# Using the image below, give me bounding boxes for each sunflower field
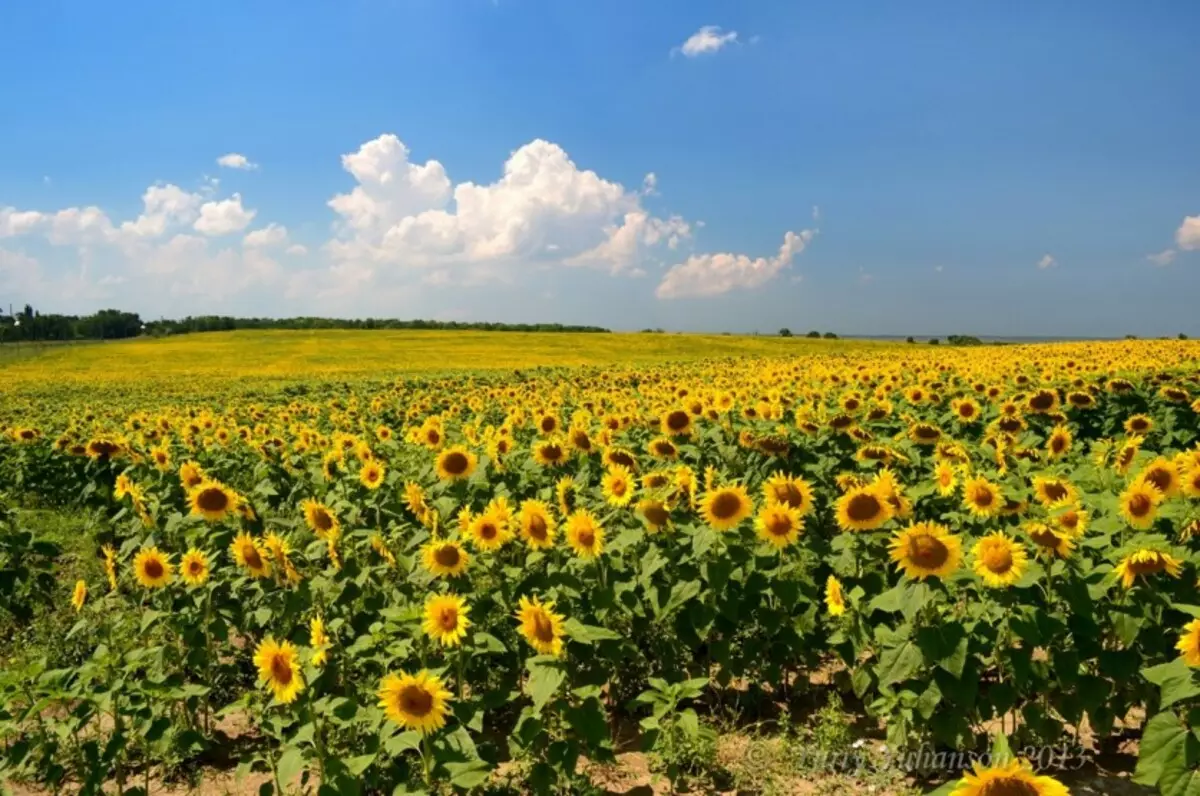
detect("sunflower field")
[3,336,1200,795]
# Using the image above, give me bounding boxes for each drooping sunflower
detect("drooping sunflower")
[971,533,1028,588]
[646,436,679,460]
[888,522,962,580]
[1118,478,1163,530]
[565,509,605,559]
[423,594,471,648]
[1139,457,1181,498]
[555,475,577,518]
[603,446,638,472]
[179,460,205,490]
[638,499,672,533]
[230,532,272,578]
[762,472,814,517]
[754,503,804,549]
[601,464,636,508]
[310,616,330,666]
[1032,476,1077,508]
[1026,522,1075,559]
[1114,548,1183,589]
[1184,466,1200,499]
[1176,619,1200,667]
[1045,424,1073,459]
[302,499,340,540]
[359,460,386,490]
[533,438,569,468]
[700,485,754,532]
[133,547,173,589]
[948,758,1069,796]
[515,595,566,657]
[378,670,452,735]
[1026,388,1060,414]
[825,576,846,617]
[435,445,477,482]
[835,484,893,532]
[511,499,555,549]
[468,509,512,552]
[72,579,87,612]
[1114,436,1143,475]
[422,539,470,578]
[180,548,210,585]
[253,637,304,704]
[1124,413,1154,435]
[962,476,1003,518]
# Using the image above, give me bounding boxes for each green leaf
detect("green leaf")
[868,583,906,615]
[275,746,305,786]
[472,632,507,654]
[915,623,968,678]
[447,760,492,790]
[677,708,700,740]
[525,657,566,712]
[385,730,422,756]
[563,619,621,644]
[875,641,923,686]
[1143,659,1200,709]
[1134,711,1194,789]
[916,681,942,720]
[345,753,376,776]
[659,580,701,620]
[990,731,1013,765]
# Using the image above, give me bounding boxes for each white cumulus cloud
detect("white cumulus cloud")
[655,229,815,299]
[243,223,289,248]
[216,153,258,170]
[1177,215,1200,251]
[1146,249,1176,267]
[675,25,739,57]
[1037,254,1057,270]
[194,194,256,236]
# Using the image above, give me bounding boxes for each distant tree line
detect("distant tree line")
[0,305,610,343]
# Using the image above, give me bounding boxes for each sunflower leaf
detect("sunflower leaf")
[563,619,621,644]
[875,641,923,687]
[1134,711,1194,789]
[1143,659,1200,709]
[525,657,566,713]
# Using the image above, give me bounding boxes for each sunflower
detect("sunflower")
[1026,522,1074,559]
[951,397,981,424]
[1053,505,1088,537]
[322,451,343,481]
[133,547,173,589]
[1124,413,1154,435]
[469,509,511,552]
[102,544,118,591]
[1032,476,1077,507]
[1176,619,1200,666]
[253,637,305,704]
[1026,388,1060,414]
[1139,457,1180,497]
[1046,425,1072,459]
[180,549,210,585]
[435,446,477,482]
[302,499,340,540]
[565,509,605,559]
[835,485,893,532]
[948,758,1068,796]
[908,422,943,445]
[754,503,804,549]
[762,472,814,517]
[533,438,568,468]
[514,499,555,549]
[150,446,172,472]
[422,539,470,578]
[189,480,238,522]
[660,408,693,437]
[359,460,386,489]
[515,595,566,657]
[1118,478,1163,530]
[962,476,1003,518]
[971,533,1028,588]
[179,460,205,489]
[825,576,846,617]
[638,499,672,533]
[555,475,577,518]
[603,447,638,472]
[1114,548,1183,589]
[310,616,330,666]
[888,522,962,580]
[1114,436,1143,475]
[423,594,471,648]
[646,436,679,460]
[1184,466,1200,499]
[601,464,635,508]
[700,485,754,532]
[230,532,272,578]
[934,461,958,496]
[72,580,87,612]
[378,670,452,735]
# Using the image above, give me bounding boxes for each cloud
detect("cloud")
[216,153,258,171]
[1146,249,1176,267]
[120,184,202,239]
[243,223,289,248]
[194,194,256,236]
[655,228,815,299]
[285,244,308,256]
[1177,215,1200,250]
[1037,254,1057,270]
[675,25,739,57]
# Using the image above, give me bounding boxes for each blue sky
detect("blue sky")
[1,1,1198,336]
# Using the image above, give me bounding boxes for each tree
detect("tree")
[1180,333,1189,340]
[929,338,940,345]
[823,332,838,340]
[806,330,821,338]
[779,328,792,337]
[906,336,915,344]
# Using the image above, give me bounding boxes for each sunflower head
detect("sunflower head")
[754,503,804,549]
[971,533,1028,588]
[515,595,566,657]
[517,500,557,549]
[825,576,846,617]
[422,539,470,578]
[189,480,239,522]
[701,485,754,532]
[435,446,477,482]
[378,670,452,735]
[253,637,304,704]
[889,522,962,580]
[601,464,635,508]
[180,548,211,585]
[835,484,893,532]
[133,547,173,589]
[949,758,1069,796]
[422,594,471,648]
[565,509,605,559]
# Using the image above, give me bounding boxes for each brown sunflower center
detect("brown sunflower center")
[977,776,1040,796]
[478,522,499,541]
[766,513,794,538]
[1029,392,1055,411]
[908,534,949,569]
[609,478,628,497]
[243,544,264,570]
[526,515,548,541]
[196,488,230,513]
[187,559,204,575]
[1030,527,1061,550]
[441,451,470,476]
[1144,468,1172,492]
[434,545,461,568]
[313,509,334,532]
[575,527,596,548]
[1129,554,1168,577]
[540,444,564,462]
[1059,512,1080,531]
[608,451,635,469]
[532,612,556,643]
[1128,493,1153,518]
[1042,482,1069,502]
[653,440,677,456]
[772,482,805,509]
[642,503,669,526]
[913,425,940,441]
[142,558,164,579]
[1129,417,1149,431]
[541,417,557,433]
[437,607,459,631]
[1051,435,1067,453]
[972,487,996,508]
[982,543,1014,574]
[399,685,433,717]
[271,655,293,686]
[958,404,976,418]
[666,410,690,432]
[846,493,883,522]
[710,492,744,520]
